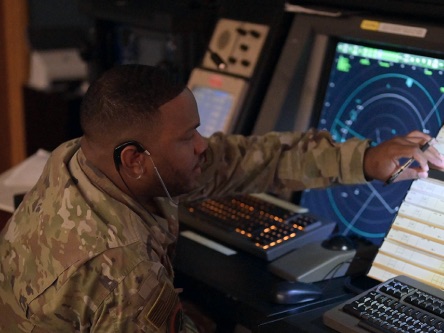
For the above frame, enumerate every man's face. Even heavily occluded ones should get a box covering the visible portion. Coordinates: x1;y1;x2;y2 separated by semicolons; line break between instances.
146;88;208;196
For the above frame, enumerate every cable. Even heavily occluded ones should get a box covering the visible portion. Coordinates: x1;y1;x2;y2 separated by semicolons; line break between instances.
145;152;178;206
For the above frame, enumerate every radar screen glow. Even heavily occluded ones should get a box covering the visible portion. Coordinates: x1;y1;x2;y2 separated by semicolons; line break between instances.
300;42;444;244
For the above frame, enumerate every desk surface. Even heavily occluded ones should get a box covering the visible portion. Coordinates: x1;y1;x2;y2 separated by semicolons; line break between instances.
173;232;364;332
256;301;342;332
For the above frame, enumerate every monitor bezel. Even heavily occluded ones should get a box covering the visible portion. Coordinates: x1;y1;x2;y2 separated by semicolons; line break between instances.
252;12;444;135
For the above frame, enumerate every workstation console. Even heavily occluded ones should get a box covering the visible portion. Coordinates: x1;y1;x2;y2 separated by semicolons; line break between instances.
3;1;444;332
175;1;444;332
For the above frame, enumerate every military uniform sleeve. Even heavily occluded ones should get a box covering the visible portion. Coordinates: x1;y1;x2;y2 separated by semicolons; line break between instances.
187;129;370;199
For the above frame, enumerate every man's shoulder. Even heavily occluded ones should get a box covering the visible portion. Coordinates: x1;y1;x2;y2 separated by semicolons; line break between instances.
0;242;161;332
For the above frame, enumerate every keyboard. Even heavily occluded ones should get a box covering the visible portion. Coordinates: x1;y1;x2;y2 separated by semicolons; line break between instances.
323;275;444;333
179;193;336;261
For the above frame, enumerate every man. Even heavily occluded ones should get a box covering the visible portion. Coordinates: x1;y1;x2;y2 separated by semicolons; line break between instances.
0;64;442;333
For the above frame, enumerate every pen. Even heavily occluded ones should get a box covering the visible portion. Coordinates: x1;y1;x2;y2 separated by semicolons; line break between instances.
385;140;432;185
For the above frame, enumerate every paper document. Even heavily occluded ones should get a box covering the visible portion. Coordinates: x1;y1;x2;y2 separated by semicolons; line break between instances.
0;149;49;212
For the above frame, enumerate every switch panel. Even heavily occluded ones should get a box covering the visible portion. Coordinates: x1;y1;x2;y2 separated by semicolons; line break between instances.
202;18;269;78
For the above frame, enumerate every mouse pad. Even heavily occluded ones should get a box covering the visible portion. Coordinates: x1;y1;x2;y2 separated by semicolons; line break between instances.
268;242;356;283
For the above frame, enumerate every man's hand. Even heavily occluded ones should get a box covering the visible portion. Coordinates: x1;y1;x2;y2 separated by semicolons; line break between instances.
363;130;444;183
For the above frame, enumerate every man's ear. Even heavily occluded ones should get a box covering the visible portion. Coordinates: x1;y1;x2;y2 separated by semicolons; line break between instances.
118;145;145;178
114;140;146;168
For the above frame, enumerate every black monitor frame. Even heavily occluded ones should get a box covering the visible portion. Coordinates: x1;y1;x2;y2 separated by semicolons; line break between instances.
253;12;444;135
252;11;444;244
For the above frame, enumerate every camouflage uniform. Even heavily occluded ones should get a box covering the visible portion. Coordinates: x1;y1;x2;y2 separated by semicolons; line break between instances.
0;129;369;332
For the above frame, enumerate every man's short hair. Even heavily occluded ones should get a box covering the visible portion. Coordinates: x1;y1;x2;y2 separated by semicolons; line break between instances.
80;64;186;140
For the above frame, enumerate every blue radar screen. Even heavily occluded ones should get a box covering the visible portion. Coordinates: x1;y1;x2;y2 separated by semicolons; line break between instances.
300;41;444;244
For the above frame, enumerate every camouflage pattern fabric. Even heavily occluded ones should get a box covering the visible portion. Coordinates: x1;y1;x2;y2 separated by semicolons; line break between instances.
184;129;369;201
0;129;369;332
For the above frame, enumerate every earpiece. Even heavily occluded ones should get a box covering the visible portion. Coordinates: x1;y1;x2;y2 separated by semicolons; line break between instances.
113;140;177;205
113;140;146;171
135;161;144;179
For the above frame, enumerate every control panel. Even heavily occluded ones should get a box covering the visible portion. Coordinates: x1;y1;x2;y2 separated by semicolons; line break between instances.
202;18;269;78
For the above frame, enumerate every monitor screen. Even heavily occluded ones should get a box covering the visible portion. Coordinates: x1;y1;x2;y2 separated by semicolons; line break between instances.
299;40;444;244
253;12;444;245
187;67;249;137
192;85;235;137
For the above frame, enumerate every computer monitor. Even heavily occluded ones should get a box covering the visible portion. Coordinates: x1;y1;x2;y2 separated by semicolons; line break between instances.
187;68;248;137
253;12;444;245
